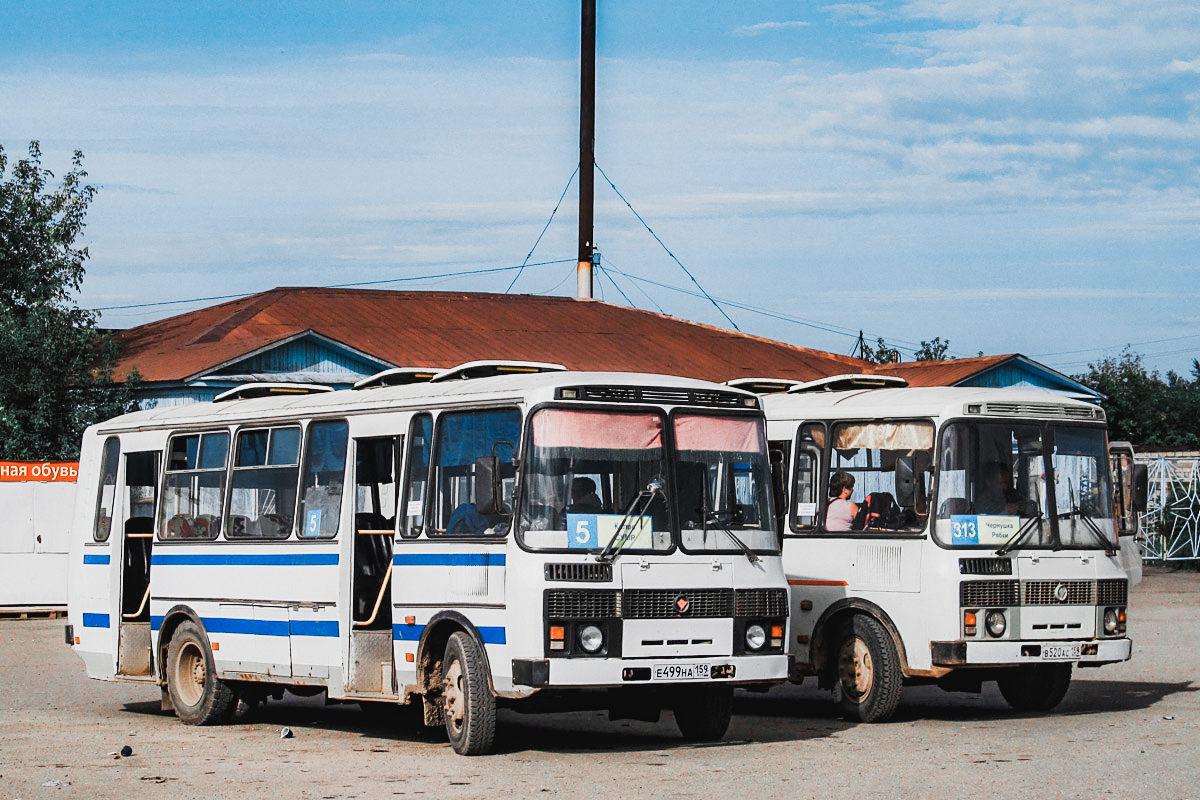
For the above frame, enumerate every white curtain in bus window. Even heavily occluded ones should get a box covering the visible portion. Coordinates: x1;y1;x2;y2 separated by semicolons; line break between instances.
93;437;120;542
432;408;521;536
830;421;933;531
674;415;776;552
519;408;667;551
227;426;301;539
299;421;348;539
1051;426;1115;546
159;432;229;540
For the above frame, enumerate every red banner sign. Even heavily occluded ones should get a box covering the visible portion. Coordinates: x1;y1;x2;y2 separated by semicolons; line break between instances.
0;462;79;482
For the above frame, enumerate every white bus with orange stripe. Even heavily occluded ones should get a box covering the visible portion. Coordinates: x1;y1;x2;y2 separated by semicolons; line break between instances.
732;375;1135;723
67;363;789;754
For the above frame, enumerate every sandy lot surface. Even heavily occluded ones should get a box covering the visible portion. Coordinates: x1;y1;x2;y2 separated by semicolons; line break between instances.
1;568;1196;799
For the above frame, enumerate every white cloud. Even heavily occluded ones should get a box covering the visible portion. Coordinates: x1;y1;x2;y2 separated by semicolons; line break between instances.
733;21;810;37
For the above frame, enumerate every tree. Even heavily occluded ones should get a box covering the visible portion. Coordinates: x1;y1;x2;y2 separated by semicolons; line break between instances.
914;337;953;361
855;332;901;364
1075;349;1200;448
0;141;136;460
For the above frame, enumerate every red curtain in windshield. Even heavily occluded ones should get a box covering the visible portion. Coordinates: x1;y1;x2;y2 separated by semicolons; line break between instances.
531;409;663;450
673;415;764;453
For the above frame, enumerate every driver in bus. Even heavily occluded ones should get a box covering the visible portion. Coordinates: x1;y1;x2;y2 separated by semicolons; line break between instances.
976;461;1022;516
567;476;603;514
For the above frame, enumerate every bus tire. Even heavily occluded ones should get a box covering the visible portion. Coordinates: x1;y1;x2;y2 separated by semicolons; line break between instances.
833;615;902;723
441;632;496;755
166;621;238;725
997;663;1072;712
673;684;733;742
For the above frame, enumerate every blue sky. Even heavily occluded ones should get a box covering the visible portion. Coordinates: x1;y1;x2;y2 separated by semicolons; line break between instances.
2;1;1198;377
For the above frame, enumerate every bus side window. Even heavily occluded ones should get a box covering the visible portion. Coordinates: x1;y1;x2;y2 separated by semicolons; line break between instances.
790;423;824;533
768;440;790;535
431;408;521;536
227;426;301;539
401;414;432;537
828;420;934;533
94;437;121;542
299;421;348;539
160;432;229;540
354;435;397;533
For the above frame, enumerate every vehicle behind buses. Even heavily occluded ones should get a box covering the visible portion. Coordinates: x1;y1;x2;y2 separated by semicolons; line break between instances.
67;364;788;754
738;375;1137;723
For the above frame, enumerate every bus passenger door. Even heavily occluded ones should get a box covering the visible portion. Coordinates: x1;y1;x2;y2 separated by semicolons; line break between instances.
117;450;160;677
346;435;399;696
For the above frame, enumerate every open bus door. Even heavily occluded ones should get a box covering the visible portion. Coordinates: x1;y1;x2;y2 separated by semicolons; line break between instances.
1110;441;1148;588
116;450;160;676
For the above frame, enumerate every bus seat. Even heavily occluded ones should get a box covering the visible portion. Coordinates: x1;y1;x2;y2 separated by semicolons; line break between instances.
939;497;970;517
166;514;194;538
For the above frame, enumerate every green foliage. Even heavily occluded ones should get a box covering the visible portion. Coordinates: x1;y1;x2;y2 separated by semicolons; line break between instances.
856;333;901;364
914;337;953;361
0;142;136;460
1075;349;1200;449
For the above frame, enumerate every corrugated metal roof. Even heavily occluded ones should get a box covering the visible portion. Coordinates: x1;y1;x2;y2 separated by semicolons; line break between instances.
870;355;1016;387
113;288;871;385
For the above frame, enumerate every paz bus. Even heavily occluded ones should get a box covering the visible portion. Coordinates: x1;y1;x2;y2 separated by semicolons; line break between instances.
731;375;1137;723
66;363;789;754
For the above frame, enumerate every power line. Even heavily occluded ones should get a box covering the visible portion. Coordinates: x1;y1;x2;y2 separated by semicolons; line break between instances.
507;166;579;294
595;162;740;332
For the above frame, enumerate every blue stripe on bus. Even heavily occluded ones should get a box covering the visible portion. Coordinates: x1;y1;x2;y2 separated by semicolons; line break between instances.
392;553;505;567
147;616;338;637
83;553;110;565
151;553;339;567
82;613;110;628
392;623;506;645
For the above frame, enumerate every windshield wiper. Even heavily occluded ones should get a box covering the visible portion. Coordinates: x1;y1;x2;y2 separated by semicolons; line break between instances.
702;509;760;563
994;511;1044;557
1056;485;1118;556
596;477;664;563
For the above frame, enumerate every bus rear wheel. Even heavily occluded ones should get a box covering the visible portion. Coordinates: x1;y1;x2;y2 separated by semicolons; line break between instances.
833;615;902;723
997;663;1072;712
673;684;733;742
441;632;496;755
166;621;238;725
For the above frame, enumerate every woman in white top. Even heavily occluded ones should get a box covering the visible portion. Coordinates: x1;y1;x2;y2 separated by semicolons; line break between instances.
826;471;858;531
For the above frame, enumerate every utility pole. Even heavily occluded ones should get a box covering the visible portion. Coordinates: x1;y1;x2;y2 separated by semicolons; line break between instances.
577;0;596;299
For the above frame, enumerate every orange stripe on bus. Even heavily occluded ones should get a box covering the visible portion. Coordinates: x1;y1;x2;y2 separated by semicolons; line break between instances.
787;579;849;586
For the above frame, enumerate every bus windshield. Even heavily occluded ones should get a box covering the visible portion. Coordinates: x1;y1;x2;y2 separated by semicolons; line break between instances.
674;414;776;554
519;408;670;552
935;421;1114;549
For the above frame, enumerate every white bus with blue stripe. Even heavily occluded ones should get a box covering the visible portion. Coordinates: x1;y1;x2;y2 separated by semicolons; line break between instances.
67;364;789;754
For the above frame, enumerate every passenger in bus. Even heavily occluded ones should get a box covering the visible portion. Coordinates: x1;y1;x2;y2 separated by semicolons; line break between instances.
567;476;603;513
826;471;859;531
976;462;1021;515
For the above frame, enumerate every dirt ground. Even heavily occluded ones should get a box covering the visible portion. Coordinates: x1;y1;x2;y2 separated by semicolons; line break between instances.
1;568;1196;799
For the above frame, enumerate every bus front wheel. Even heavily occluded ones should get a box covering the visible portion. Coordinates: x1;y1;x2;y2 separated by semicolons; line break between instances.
441;632;496;755
833;615;902;723
997;663;1072;712
166;621;238;725
673;684;733;741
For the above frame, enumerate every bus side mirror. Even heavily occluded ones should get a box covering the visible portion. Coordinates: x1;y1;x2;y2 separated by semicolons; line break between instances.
475;456;503;515
1133;463;1148;513
894;456;916;507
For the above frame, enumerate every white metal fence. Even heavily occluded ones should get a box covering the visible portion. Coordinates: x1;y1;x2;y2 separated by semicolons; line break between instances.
1137;456;1200;561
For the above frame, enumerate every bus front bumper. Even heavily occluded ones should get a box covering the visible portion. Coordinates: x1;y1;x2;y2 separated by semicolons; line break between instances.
512;654;788;688
931;637;1132;667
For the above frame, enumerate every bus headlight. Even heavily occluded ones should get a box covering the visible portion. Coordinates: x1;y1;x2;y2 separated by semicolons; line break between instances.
985;610;1007;638
579;624;605;653
745;623;767;651
1103;608;1119;635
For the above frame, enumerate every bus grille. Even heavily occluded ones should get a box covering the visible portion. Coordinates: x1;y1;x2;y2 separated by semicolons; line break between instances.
1023;580;1093;605
960;580;1020;607
545;590;620;618
735;588;789;617
1097;579;1129;606
959;558;1013;575
623;589;733;619
544;563;613;582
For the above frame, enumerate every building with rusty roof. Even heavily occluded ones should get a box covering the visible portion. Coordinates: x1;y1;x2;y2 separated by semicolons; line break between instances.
111;287;1099;407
